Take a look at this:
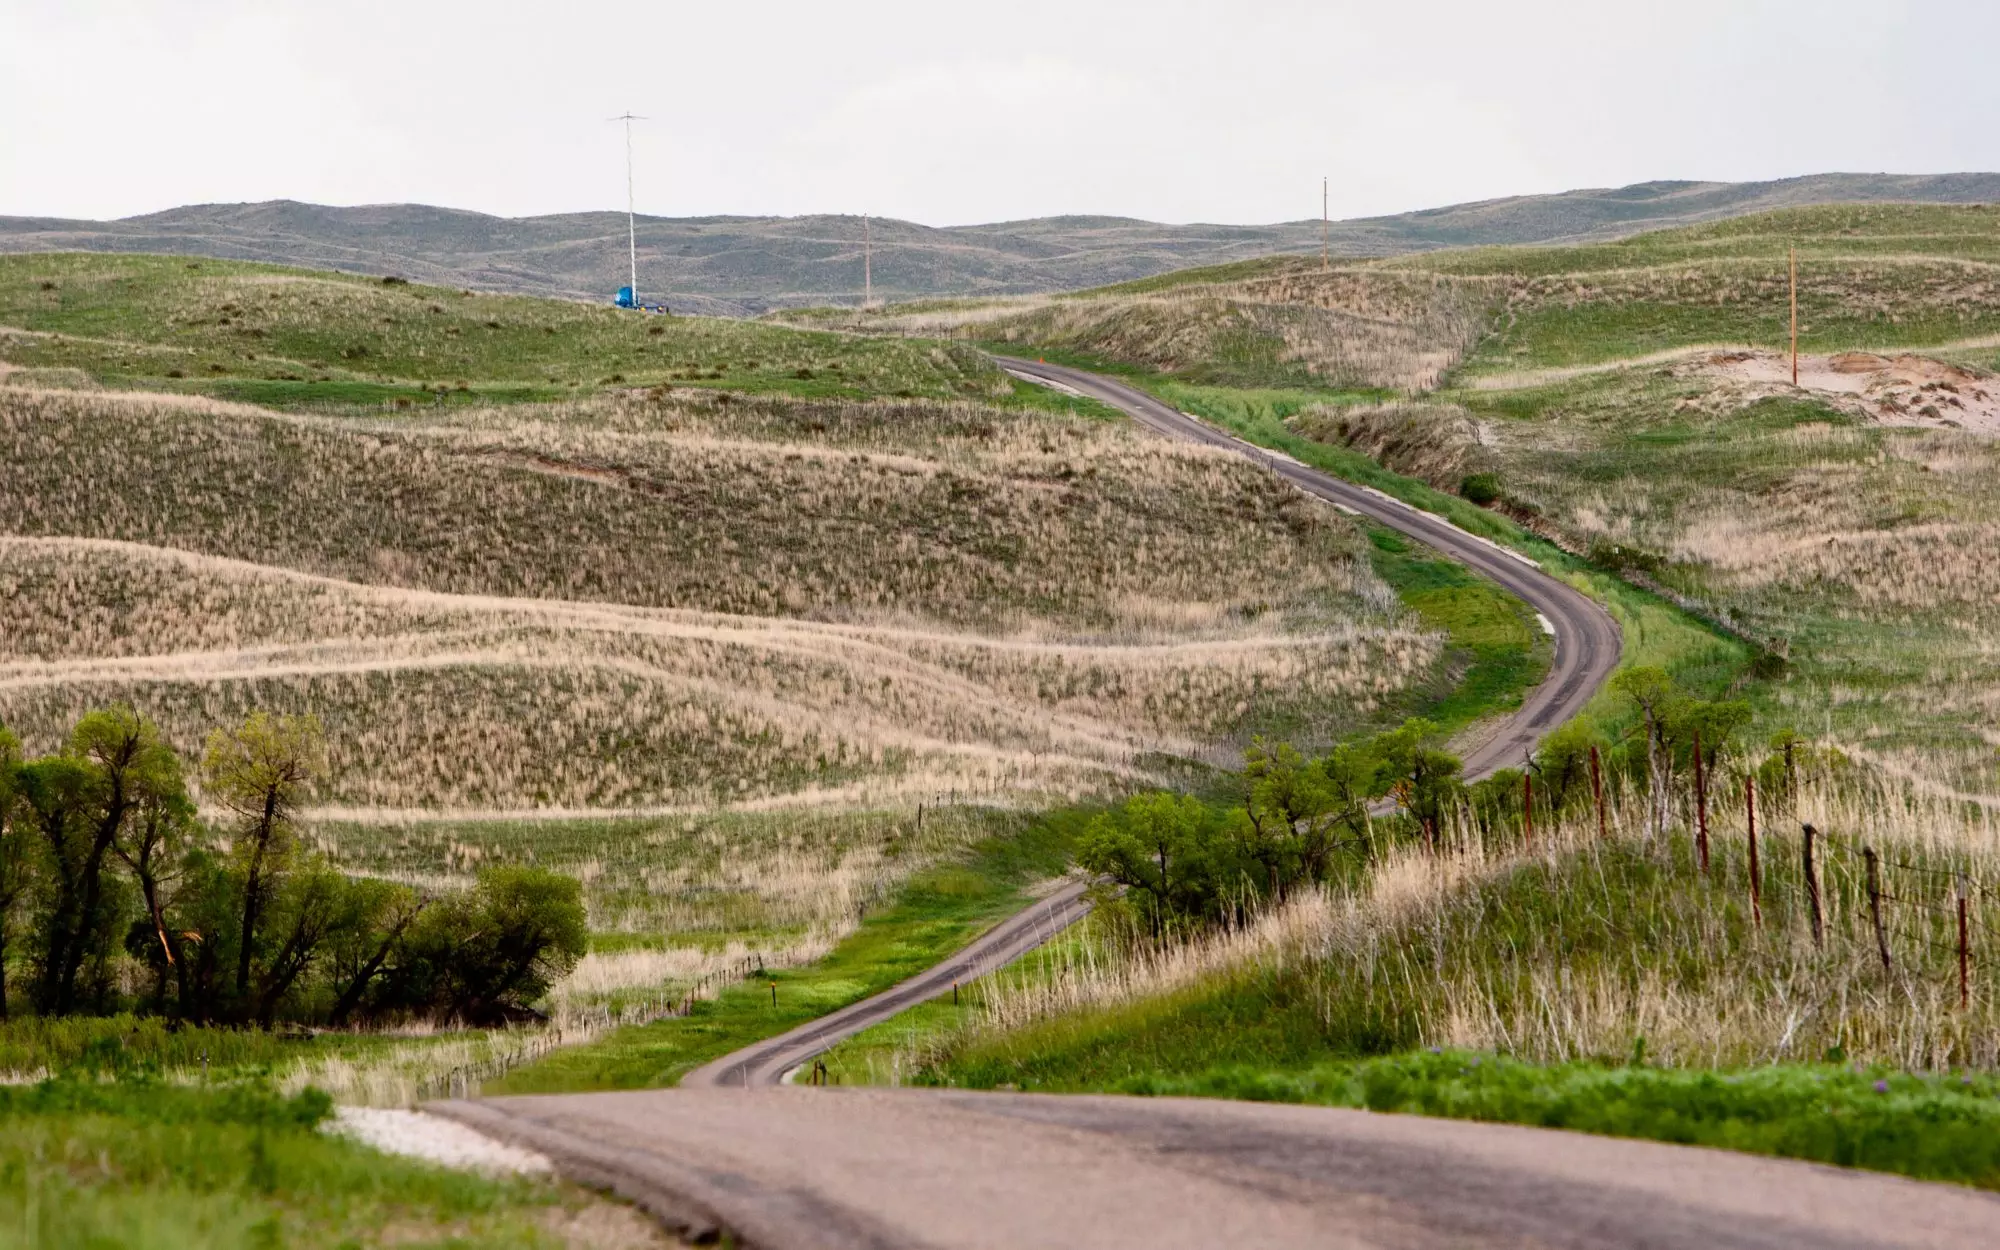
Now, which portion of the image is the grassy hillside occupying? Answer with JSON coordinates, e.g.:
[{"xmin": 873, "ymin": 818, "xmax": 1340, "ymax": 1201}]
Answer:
[
  {"xmin": 778, "ymin": 260, "xmax": 1497, "ymax": 392},
  {"xmin": 0, "ymin": 252, "xmax": 1031, "ymax": 413},
  {"xmin": 1315, "ymin": 204, "xmax": 2000, "ymax": 797}
]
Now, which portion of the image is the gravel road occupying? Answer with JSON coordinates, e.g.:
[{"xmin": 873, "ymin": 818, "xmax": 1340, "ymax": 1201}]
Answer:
[
  {"xmin": 996, "ymin": 358, "xmax": 1623, "ymax": 782},
  {"xmin": 432, "ymin": 1086, "xmax": 2000, "ymax": 1248}
]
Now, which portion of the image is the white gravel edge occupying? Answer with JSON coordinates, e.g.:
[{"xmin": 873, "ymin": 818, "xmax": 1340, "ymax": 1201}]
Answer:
[{"xmin": 329, "ymin": 1106, "xmax": 554, "ymax": 1174}]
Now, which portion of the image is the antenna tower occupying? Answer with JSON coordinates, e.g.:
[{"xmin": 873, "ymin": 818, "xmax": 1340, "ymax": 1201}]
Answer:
[
  {"xmin": 1322, "ymin": 177, "xmax": 1329, "ymax": 271},
  {"xmin": 864, "ymin": 214, "xmax": 872, "ymax": 307},
  {"xmin": 610, "ymin": 112, "xmax": 647, "ymax": 302}
]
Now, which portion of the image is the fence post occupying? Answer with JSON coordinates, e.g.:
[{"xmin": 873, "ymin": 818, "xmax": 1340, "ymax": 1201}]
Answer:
[
  {"xmin": 1864, "ymin": 846, "xmax": 1891, "ymax": 977},
  {"xmin": 1785, "ymin": 740, "xmax": 1798, "ymax": 813},
  {"xmin": 1746, "ymin": 776, "xmax": 1762, "ymax": 928},
  {"xmin": 1522, "ymin": 770, "xmax": 1534, "ymax": 853},
  {"xmin": 1802, "ymin": 823, "xmax": 1824, "ymax": 948},
  {"xmin": 1590, "ymin": 745, "xmax": 1607, "ymax": 840},
  {"xmin": 1959, "ymin": 879, "xmax": 1972, "ymax": 1011},
  {"xmin": 1693, "ymin": 727, "xmax": 1709, "ymax": 875}
]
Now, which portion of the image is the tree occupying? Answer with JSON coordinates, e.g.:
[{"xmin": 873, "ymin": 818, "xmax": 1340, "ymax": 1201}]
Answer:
[
  {"xmin": 1242, "ymin": 739, "xmax": 1351, "ymax": 898},
  {"xmin": 25, "ymin": 708, "xmax": 179, "ymax": 1014},
  {"xmin": 203, "ymin": 713, "xmax": 324, "ymax": 1005},
  {"xmin": 325, "ymin": 882, "xmax": 424, "ymax": 1028},
  {"xmin": 385, "ymin": 867, "xmax": 587, "ymax": 1025},
  {"xmin": 1610, "ymin": 667, "xmax": 1680, "ymax": 836},
  {"xmin": 1376, "ymin": 719, "xmax": 1464, "ymax": 851},
  {"xmin": 114, "ymin": 780, "xmax": 197, "ymax": 1012},
  {"xmin": 1318, "ymin": 738, "xmax": 1386, "ymax": 858},
  {"xmin": 1532, "ymin": 720, "xmax": 1601, "ymax": 816},
  {"xmin": 1077, "ymin": 793, "xmax": 1219, "ymax": 941},
  {"xmin": 0, "ymin": 729, "xmax": 32, "ymax": 1019}
]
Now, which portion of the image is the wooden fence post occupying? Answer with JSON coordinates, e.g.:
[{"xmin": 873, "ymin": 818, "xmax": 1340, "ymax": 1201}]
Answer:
[
  {"xmin": 1864, "ymin": 846, "xmax": 1891, "ymax": 977},
  {"xmin": 1959, "ymin": 879, "xmax": 1972, "ymax": 1011},
  {"xmin": 1693, "ymin": 727, "xmax": 1709, "ymax": 875},
  {"xmin": 1590, "ymin": 745, "xmax": 1607, "ymax": 840},
  {"xmin": 1802, "ymin": 823, "xmax": 1824, "ymax": 948},
  {"xmin": 1522, "ymin": 770, "xmax": 1534, "ymax": 853},
  {"xmin": 1747, "ymin": 776, "xmax": 1762, "ymax": 928}
]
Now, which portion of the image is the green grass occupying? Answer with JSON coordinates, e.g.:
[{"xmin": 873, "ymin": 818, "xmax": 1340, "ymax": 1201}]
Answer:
[
  {"xmin": 1395, "ymin": 203, "xmax": 2000, "ymax": 374},
  {"xmin": 483, "ymin": 810, "xmax": 1084, "ymax": 1093},
  {"xmin": 0, "ymin": 252, "xmax": 1086, "ymax": 415},
  {"xmin": 0, "ymin": 1080, "xmax": 594, "ymax": 1249},
  {"xmin": 1102, "ymin": 1052, "xmax": 2000, "ymax": 1192}
]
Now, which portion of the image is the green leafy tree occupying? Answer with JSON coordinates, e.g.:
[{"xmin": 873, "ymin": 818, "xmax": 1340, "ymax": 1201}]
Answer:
[
  {"xmin": 26, "ymin": 708, "xmax": 180, "ymax": 1014},
  {"xmin": 0, "ymin": 729, "xmax": 31, "ymax": 1018},
  {"xmin": 1376, "ymin": 719, "xmax": 1464, "ymax": 851},
  {"xmin": 1610, "ymin": 667, "xmax": 1680, "ymax": 836},
  {"xmin": 1532, "ymin": 720, "xmax": 1601, "ymax": 816},
  {"xmin": 115, "ymin": 782, "xmax": 197, "ymax": 1012},
  {"xmin": 203, "ymin": 713, "xmax": 325, "ymax": 1004},
  {"xmin": 1242, "ymin": 739, "xmax": 1353, "ymax": 898},
  {"xmin": 1078, "ymin": 793, "xmax": 1222, "ymax": 941},
  {"xmin": 384, "ymin": 867, "xmax": 587, "ymax": 1026}
]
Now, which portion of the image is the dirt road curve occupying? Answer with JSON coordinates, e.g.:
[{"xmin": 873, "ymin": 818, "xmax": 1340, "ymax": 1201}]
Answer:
[
  {"xmin": 435, "ymin": 1086, "xmax": 1998, "ymax": 1249},
  {"xmin": 997, "ymin": 358, "xmax": 1623, "ymax": 782},
  {"xmin": 678, "ymin": 880, "xmax": 1091, "ymax": 1089}
]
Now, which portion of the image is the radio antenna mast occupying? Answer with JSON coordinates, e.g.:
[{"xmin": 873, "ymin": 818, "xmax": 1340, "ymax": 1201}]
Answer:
[
  {"xmin": 1321, "ymin": 177, "xmax": 1329, "ymax": 271},
  {"xmin": 609, "ymin": 112, "xmax": 647, "ymax": 302},
  {"xmin": 864, "ymin": 214, "xmax": 872, "ymax": 307}
]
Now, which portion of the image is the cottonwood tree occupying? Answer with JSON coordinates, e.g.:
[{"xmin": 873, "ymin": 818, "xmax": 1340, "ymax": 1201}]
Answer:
[
  {"xmin": 1078, "ymin": 792, "xmax": 1220, "ymax": 941},
  {"xmin": 114, "ymin": 782, "xmax": 197, "ymax": 1011},
  {"xmin": 1376, "ymin": 719, "xmax": 1464, "ymax": 852},
  {"xmin": 26, "ymin": 708, "xmax": 181, "ymax": 1014},
  {"xmin": 0, "ymin": 729, "xmax": 29, "ymax": 1018},
  {"xmin": 202, "ymin": 712, "xmax": 325, "ymax": 1002}
]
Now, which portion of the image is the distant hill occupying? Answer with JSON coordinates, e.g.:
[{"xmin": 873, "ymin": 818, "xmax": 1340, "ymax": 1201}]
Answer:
[{"xmin": 6, "ymin": 173, "xmax": 1999, "ymax": 316}]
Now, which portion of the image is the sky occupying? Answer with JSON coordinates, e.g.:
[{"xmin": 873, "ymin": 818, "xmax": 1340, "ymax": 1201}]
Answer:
[{"xmin": 5, "ymin": 0, "xmax": 1997, "ymax": 227}]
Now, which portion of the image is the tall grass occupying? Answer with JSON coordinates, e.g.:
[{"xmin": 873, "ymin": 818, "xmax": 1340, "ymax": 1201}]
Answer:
[{"xmin": 932, "ymin": 764, "xmax": 2000, "ymax": 1079}]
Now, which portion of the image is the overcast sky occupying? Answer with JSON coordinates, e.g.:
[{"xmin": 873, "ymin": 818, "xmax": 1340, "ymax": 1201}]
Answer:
[{"xmin": 5, "ymin": 0, "xmax": 1996, "ymax": 227}]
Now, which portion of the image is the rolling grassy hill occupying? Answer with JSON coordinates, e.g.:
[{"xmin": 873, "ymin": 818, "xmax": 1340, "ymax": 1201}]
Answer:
[
  {"xmin": 0, "ymin": 252, "xmax": 1485, "ymax": 975},
  {"xmin": 7, "ymin": 174, "xmax": 2000, "ymax": 314}
]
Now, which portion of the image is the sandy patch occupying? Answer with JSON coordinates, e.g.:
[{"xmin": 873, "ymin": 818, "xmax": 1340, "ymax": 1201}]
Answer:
[
  {"xmin": 330, "ymin": 1106, "xmax": 553, "ymax": 1173},
  {"xmin": 1695, "ymin": 349, "xmax": 2000, "ymax": 435}
]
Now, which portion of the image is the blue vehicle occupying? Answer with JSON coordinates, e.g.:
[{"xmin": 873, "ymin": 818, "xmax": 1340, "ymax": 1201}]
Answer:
[{"xmin": 612, "ymin": 286, "xmax": 669, "ymax": 314}]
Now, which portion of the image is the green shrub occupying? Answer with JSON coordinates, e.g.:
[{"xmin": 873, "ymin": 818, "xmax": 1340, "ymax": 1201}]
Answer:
[{"xmin": 1459, "ymin": 472, "xmax": 1502, "ymax": 506}]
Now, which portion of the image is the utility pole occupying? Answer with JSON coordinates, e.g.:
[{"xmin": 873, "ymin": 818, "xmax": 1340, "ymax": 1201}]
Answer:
[
  {"xmin": 610, "ymin": 112, "xmax": 647, "ymax": 304},
  {"xmin": 1789, "ymin": 246, "xmax": 1799, "ymax": 386},
  {"xmin": 864, "ymin": 214, "xmax": 872, "ymax": 307},
  {"xmin": 1321, "ymin": 177, "xmax": 1329, "ymax": 272}
]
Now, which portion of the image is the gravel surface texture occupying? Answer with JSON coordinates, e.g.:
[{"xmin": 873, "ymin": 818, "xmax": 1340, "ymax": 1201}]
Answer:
[{"xmin": 331, "ymin": 1105, "xmax": 553, "ymax": 1174}]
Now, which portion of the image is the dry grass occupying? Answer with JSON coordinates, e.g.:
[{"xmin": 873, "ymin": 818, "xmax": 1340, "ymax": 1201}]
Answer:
[
  {"xmin": 782, "ymin": 262, "xmax": 1499, "ymax": 392},
  {"xmin": 0, "ymin": 380, "xmax": 1442, "ymax": 812},
  {"xmin": 952, "ymin": 765, "xmax": 2000, "ymax": 1074}
]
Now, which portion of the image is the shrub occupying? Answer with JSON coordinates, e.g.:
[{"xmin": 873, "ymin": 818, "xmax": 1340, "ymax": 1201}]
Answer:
[{"xmin": 1459, "ymin": 472, "xmax": 1502, "ymax": 506}]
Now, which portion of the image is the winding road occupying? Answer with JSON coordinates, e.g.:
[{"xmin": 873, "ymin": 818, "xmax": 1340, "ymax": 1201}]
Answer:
[{"xmin": 417, "ymin": 364, "xmax": 1860, "ymax": 1249}]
